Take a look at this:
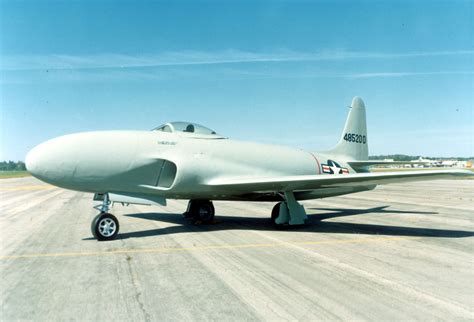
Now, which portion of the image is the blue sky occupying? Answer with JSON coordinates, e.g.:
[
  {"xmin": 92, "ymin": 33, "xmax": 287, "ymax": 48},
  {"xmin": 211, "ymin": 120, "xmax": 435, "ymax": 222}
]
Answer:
[{"xmin": 1, "ymin": 0, "xmax": 473, "ymax": 161}]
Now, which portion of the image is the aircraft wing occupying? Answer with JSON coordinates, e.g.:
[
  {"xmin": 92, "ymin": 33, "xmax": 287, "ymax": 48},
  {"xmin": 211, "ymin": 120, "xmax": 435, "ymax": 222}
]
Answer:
[
  {"xmin": 207, "ymin": 169, "xmax": 473, "ymax": 193},
  {"xmin": 347, "ymin": 161, "xmax": 430, "ymax": 172}
]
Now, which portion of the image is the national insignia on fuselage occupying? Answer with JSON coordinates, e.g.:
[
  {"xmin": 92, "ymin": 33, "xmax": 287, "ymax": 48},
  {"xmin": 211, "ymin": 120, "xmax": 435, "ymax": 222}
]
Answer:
[{"xmin": 321, "ymin": 160, "xmax": 349, "ymax": 174}]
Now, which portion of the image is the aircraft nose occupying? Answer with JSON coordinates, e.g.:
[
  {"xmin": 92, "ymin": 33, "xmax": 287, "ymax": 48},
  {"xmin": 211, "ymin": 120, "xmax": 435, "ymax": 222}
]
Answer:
[
  {"xmin": 25, "ymin": 136, "xmax": 76, "ymax": 186},
  {"xmin": 25, "ymin": 145, "xmax": 40, "ymax": 176},
  {"xmin": 25, "ymin": 131, "xmax": 140, "ymax": 192}
]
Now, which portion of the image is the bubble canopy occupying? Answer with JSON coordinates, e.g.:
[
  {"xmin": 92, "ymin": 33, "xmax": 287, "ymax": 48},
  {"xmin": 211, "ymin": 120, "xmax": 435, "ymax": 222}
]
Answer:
[{"xmin": 153, "ymin": 122, "xmax": 218, "ymax": 135}]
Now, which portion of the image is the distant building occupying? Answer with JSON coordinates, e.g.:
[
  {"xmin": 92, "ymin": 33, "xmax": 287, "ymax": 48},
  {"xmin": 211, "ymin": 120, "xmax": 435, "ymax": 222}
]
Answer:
[
  {"xmin": 441, "ymin": 160, "xmax": 456, "ymax": 167},
  {"xmin": 410, "ymin": 157, "xmax": 442, "ymax": 168},
  {"xmin": 455, "ymin": 161, "xmax": 467, "ymax": 168}
]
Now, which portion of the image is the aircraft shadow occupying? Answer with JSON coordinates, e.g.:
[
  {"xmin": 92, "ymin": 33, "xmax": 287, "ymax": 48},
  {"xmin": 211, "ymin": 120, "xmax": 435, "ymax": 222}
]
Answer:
[
  {"xmin": 308, "ymin": 206, "xmax": 438, "ymax": 221},
  {"xmin": 114, "ymin": 206, "xmax": 474, "ymax": 240}
]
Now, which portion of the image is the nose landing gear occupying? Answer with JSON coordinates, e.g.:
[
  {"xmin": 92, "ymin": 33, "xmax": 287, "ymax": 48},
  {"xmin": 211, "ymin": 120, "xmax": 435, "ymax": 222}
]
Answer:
[{"xmin": 92, "ymin": 193, "xmax": 120, "ymax": 241}]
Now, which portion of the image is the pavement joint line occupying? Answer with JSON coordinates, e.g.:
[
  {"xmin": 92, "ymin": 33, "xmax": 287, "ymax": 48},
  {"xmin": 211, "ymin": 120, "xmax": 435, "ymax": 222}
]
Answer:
[{"xmin": 0, "ymin": 235, "xmax": 419, "ymax": 260}]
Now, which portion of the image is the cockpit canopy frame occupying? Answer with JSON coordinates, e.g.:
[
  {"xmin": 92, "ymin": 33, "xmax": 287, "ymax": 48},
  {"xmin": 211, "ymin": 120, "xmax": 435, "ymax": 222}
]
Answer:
[{"xmin": 153, "ymin": 122, "xmax": 221, "ymax": 137}]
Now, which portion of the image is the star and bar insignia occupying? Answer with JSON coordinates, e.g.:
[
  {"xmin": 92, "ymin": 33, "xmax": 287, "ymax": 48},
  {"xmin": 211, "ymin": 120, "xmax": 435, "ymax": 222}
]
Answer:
[{"xmin": 321, "ymin": 160, "xmax": 349, "ymax": 175}]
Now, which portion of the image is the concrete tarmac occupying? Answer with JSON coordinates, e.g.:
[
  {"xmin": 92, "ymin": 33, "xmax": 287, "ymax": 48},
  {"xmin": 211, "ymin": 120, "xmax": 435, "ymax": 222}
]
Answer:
[{"xmin": 1, "ymin": 177, "xmax": 473, "ymax": 321}]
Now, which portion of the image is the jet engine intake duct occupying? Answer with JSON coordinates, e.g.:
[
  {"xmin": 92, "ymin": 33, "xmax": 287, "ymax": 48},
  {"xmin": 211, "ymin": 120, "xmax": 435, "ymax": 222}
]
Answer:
[{"xmin": 155, "ymin": 159, "xmax": 177, "ymax": 188}]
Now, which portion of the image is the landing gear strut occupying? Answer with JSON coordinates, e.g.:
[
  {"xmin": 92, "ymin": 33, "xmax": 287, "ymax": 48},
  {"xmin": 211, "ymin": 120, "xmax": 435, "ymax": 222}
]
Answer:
[
  {"xmin": 92, "ymin": 193, "xmax": 120, "ymax": 241},
  {"xmin": 184, "ymin": 200, "xmax": 215, "ymax": 224}
]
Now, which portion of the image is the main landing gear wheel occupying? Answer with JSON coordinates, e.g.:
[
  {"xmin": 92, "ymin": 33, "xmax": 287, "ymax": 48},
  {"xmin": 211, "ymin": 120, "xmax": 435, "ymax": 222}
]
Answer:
[
  {"xmin": 271, "ymin": 202, "xmax": 280, "ymax": 222},
  {"xmin": 196, "ymin": 201, "xmax": 215, "ymax": 223},
  {"xmin": 91, "ymin": 213, "xmax": 120, "ymax": 241},
  {"xmin": 271, "ymin": 202, "xmax": 288, "ymax": 229},
  {"xmin": 184, "ymin": 200, "xmax": 215, "ymax": 224}
]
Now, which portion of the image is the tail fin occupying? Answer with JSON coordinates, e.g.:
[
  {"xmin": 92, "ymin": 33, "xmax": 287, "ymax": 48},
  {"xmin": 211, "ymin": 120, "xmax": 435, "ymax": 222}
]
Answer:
[{"xmin": 327, "ymin": 96, "xmax": 368, "ymax": 160}]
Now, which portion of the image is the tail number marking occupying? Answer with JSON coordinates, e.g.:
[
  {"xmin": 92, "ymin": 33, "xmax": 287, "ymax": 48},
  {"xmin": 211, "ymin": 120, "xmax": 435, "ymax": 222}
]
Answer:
[{"xmin": 343, "ymin": 133, "xmax": 366, "ymax": 144}]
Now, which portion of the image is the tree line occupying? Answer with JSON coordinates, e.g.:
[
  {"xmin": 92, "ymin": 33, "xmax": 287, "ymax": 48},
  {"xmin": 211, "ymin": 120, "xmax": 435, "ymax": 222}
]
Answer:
[
  {"xmin": 0, "ymin": 161, "xmax": 27, "ymax": 171},
  {"xmin": 370, "ymin": 155, "xmax": 473, "ymax": 161}
]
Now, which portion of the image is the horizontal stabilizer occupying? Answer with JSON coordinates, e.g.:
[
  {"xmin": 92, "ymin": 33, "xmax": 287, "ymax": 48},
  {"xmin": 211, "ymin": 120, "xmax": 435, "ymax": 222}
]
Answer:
[{"xmin": 207, "ymin": 170, "xmax": 473, "ymax": 193}]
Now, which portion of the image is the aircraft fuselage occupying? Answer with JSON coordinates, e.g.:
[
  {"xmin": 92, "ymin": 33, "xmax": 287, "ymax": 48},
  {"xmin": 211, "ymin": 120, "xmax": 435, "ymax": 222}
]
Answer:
[{"xmin": 26, "ymin": 130, "xmax": 372, "ymax": 201}]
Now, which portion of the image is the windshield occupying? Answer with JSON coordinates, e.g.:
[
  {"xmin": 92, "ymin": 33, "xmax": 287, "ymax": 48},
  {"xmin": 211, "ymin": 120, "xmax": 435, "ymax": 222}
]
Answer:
[{"xmin": 153, "ymin": 122, "xmax": 218, "ymax": 135}]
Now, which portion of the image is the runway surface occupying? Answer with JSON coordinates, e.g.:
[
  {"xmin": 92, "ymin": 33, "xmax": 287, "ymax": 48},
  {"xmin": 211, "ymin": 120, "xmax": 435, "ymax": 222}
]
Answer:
[{"xmin": 1, "ymin": 177, "xmax": 473, "ymax": 321}]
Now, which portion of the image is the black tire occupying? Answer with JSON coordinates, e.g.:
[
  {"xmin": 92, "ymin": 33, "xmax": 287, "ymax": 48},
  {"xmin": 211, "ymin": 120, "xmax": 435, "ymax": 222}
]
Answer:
[
  {"xmin": 271, "ymin": 202, "xmax": 287, "ymax": 229},
  {"xmin": 182, "ymin": 211, "xmax": 194, "ymax": 219},
  {"xmin": 91, "ymin": 213, "xmax": 120, "ymax": 241},
  {"xmin": 194, "ymin": 201, "xmax": 215, "ymax": 224},
  {"xmin": 271, "ymin": 202, "xmax": 281, "ymax": 222}
]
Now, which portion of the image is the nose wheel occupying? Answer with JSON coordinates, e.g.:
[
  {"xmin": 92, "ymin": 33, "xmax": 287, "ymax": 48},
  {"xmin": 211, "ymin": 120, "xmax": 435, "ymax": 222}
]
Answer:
[
  {"xmin": 92, "ymin": 193, "xmax": 120, "ymax": 241},
  {"xmin": 91, "ymin": 212, "xmax": 120, "ymax": 241}
]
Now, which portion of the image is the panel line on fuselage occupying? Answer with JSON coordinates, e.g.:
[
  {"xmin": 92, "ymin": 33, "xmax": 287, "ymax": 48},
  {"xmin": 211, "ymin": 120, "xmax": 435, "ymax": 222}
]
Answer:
[{"xmin": 309, "ymin": 152, "xmax": 322, "ymax": 175}]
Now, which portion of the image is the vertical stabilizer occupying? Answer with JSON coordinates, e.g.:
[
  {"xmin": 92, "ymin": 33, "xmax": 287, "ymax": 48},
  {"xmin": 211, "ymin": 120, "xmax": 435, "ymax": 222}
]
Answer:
[{"xmin": 327, "ymin": 97, "xmax": 368, "ymax": 160}]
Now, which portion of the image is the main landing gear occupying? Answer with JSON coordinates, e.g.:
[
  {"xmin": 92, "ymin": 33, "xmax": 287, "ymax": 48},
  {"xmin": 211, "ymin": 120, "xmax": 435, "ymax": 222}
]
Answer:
[
  {"xmin": 271, "ymin": 192, "xmax": 307, "ymax": 228},
  {"xmin": 91, "ymin": 193, "xmax": 120, "ymax": 241},
  {"xmin": 183, "ymin": 200, "xmax": 215, "ymax": 224}
]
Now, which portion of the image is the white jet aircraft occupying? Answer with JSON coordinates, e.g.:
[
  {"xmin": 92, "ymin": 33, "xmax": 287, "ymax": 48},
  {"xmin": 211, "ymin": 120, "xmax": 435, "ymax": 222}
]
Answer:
[{"xmin": 26, "ymin": 97, "xmax": 472, "ymax": 240}]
